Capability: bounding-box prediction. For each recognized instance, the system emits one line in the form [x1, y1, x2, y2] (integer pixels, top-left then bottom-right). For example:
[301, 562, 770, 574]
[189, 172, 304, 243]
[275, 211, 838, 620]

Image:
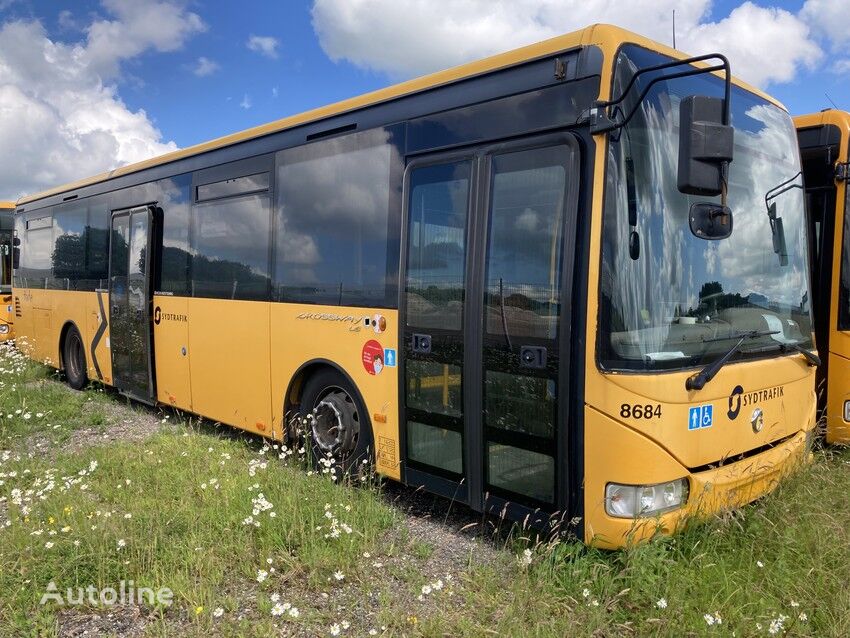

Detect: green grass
[1, 342, 849, 636]
[0, 344, 113, 445]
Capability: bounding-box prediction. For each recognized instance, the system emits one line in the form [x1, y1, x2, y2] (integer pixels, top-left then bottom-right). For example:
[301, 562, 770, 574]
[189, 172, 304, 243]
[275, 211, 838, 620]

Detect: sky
[0, 0, 849, 201]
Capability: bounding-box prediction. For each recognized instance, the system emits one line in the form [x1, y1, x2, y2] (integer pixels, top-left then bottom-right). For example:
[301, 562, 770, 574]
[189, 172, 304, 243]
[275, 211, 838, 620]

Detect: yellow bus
[12, 24, 818, 548]
[795, 109, 850, 444]
[1, 202, 14, 342]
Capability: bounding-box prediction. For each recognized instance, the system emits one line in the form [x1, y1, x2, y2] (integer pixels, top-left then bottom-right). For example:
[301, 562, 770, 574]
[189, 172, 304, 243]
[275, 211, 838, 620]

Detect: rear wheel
[63, 326, 88, 390]
[299, 369, 372, 476]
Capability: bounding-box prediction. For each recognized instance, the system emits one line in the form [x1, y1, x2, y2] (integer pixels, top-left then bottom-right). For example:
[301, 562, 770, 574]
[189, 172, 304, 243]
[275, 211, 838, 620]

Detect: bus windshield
[600, 45, 813, 371]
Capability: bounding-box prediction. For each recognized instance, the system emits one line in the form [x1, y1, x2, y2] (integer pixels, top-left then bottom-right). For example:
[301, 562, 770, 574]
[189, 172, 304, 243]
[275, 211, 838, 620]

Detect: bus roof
[18, 23, 781, 207]
[794, 109, 850, 132]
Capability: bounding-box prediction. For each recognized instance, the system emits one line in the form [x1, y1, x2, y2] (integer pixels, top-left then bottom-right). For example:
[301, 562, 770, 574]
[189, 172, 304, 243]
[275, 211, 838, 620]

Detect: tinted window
[86, 196, 110, 290]
[49, 205, 87, 289]
[157, 175, 192, 296]
[275, 126, 402, 307]
[484, 146, 568, 340]
[405, 162, 470, 331]
[192, 193, 271, 300]
[19, 217, 53, 288]
[42, 197, 111, 292]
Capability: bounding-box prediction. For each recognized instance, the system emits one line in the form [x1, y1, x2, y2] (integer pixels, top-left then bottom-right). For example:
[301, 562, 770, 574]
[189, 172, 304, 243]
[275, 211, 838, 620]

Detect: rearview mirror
[678, 95, 733, 196]
[689, 202, 733, 240]
[768, 202, 789, 266]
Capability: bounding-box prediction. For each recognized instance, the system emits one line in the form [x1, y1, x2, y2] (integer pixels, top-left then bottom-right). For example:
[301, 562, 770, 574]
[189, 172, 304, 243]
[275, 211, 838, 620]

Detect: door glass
[483, 145, 569, 504]
[406, 163, 469, 330]
[485, 146, 566, 340]
[404, 161, 470, 476]
[109, 215, 130, 388]
[128, 212, 150, 395]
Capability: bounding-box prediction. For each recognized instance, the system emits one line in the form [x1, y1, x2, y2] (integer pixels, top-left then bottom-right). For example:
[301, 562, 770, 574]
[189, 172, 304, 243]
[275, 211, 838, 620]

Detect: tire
[299, 369, 372, 476]
[63, 326, 88, 391]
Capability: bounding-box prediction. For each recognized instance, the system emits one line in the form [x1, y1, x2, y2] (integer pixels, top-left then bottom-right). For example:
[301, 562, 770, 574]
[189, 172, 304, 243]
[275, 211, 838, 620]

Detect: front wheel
[63, 326, 88, 390]
[299, 369, 372, 476]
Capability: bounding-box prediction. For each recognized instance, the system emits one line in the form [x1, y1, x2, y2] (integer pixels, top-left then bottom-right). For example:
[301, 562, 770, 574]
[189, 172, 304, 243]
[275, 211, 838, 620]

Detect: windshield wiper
[685, 329, 779, 391]
[778, 341, 821, 367]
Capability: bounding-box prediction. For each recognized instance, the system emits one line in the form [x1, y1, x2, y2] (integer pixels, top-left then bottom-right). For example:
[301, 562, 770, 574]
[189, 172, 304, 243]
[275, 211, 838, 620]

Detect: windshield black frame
[0, 225, 12, 293]
[598, 44, 814, 373]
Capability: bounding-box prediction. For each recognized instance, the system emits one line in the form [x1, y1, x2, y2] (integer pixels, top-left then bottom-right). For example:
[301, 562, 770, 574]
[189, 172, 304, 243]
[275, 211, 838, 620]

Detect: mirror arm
[764, 171, 803, 209]
[590, 53, 731, 134]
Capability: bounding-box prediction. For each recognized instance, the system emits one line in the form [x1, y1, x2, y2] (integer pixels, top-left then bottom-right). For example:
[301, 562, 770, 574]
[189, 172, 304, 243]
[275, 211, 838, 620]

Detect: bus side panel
[51, 291, 92, 372]
[0, 293, 14, 342]
[269, 304, 401, 481]
[27, 289, 58, 367]
[187, 297, 272, 436]
[826, 352, 850, 444]
[153, 295, 192, 410]
[86, 290, 112, 385]
[13, 290, 35, 358]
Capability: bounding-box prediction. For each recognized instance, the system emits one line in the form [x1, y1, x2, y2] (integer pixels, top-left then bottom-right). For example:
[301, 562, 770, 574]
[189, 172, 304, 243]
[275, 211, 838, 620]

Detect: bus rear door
[109, 206, 155, 402]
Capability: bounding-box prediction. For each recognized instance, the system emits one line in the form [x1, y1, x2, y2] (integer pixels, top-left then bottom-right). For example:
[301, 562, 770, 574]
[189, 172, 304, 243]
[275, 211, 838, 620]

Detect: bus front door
[109, 206, 155, 402]
[401, 136, 578, 520]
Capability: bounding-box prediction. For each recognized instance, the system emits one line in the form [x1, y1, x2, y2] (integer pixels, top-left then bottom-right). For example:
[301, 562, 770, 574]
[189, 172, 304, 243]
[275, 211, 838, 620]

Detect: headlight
[605, 479, 689, 518]
[844, 400, 850, 423]
[0, 325, 8, 334]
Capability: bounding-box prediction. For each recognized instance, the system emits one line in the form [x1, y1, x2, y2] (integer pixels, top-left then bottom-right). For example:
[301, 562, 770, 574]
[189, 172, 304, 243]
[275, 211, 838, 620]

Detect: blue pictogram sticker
[383, 348, 397, 367]
[688, 404, 714, 430]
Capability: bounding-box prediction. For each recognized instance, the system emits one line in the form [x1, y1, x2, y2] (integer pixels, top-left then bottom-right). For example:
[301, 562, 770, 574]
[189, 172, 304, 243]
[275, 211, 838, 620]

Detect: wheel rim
[68, 333, 84, 381]
[311, 386, 360, 458]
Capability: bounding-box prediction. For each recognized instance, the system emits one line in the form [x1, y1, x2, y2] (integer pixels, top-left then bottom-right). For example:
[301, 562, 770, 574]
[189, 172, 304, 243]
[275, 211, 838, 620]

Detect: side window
[50, 205, 87, 289]
[86, 196, 110, 290]
[16, 196, 109, 292]
[192, 192, 272, 301]
[20, 213, 53, 288]
[158, 175, 192, 296]
[275, 126, 402, 307]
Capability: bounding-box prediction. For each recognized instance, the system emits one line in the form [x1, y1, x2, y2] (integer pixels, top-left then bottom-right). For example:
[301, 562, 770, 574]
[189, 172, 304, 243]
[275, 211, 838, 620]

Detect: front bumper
[585, 414, 812, 549]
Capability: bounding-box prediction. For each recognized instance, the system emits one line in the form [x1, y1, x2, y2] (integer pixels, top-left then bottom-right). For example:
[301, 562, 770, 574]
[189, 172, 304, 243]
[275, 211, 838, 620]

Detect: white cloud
[0, 0, 204, 200]
[687, 3, 821, 88]
[57, 10, 80, 32]
[311, 0, 821, 88]
[193, 56, 219, 76]
[247, 34, 280, 59]
[801, 0, 850, 50]
[833, 59, 850, 75]
[239, 93, 252, 110]
[85, 0, 206, 78]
